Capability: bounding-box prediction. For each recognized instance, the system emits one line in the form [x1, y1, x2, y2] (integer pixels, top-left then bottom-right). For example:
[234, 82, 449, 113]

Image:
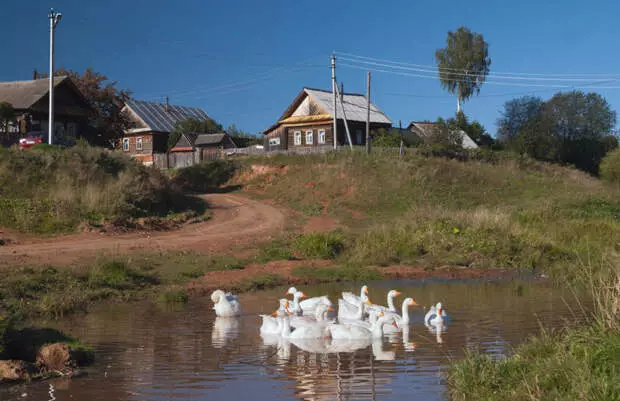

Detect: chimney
[165, 96, 169, 112]
[33, 69, 38, 80]
[340, 82, 344, 102]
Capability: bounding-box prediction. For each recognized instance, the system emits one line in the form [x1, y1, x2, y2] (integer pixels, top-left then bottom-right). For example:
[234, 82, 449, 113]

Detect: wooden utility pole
[331, 55, 338, 150]
[365, 72, 371, 154]
[334, 83, 353, 149]
[399, 120, 404, 159]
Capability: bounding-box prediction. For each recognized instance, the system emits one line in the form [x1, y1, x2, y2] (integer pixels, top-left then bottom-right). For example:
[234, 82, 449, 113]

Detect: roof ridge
[304, 87, 366, 97]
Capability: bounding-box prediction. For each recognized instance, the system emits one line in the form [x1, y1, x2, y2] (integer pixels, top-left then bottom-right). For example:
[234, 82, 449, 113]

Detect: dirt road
[0, 194, 286, 266]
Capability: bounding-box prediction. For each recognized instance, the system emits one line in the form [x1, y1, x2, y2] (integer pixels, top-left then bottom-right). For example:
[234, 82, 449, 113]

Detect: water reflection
[3, 279, 590, 401]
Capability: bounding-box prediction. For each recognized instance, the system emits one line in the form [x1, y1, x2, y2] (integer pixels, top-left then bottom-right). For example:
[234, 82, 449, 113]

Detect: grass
[292, 265, 383, 283]
[0, 252, 246, 319]
[447, 260, 620, 401]
[231, 274, 287, 292]
[0, 146, 207, 234]
[232, 151, 620, 283]
[157, 289, 189, 304]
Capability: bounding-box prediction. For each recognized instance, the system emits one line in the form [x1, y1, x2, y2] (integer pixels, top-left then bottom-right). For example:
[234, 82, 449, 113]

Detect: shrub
[293, 231, 346, 259]
[600, 147, 620, 184]
[158, 289, 189, 303]
[172, 160, 238, 192]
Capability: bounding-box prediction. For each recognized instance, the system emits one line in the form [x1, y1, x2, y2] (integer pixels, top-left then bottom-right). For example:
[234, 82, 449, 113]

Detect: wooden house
[407, 122, 479, 149]
[0, 76, 92, 146]
[262, 88, 392, 151]
[121, 99, 212, 166]
[169, 132, 237, 167]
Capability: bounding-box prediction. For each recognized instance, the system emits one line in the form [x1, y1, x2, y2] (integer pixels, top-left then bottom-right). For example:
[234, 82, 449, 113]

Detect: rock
[36, 343, 72, 371]
[36, 343, 93, 372]
[0, 360, 35, 382]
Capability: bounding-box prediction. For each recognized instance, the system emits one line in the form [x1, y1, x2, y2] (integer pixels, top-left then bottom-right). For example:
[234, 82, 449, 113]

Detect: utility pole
[334, 83, 353, 149]
[399, 120, 404, 159]
[48, 9, 62, 145]
[365, 72, 371, 154]
[331, 55, 338, 150]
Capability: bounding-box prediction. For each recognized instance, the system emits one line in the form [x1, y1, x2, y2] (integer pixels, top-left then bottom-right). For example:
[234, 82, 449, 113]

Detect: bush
[293, 231, 346, 259]
[0, 146, 204, 233]
[172, 160, 238, 192]
[158, 289, 189, 303]
[600, 148, 620, 184]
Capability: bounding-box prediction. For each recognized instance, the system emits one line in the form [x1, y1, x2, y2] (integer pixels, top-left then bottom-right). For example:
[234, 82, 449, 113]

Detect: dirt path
[0, 194, 286, 266]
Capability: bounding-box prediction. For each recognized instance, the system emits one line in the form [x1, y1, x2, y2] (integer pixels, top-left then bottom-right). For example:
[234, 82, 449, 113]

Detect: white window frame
[318, 129, 326, 144]
[136, 137, 143, 151]
[294, 131, 302, 146]
[122, 138, 129, 152]
[305, 130, 313, 145]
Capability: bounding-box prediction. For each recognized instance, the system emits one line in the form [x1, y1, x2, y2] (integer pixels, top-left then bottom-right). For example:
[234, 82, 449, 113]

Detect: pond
[1, 278, 589, 401]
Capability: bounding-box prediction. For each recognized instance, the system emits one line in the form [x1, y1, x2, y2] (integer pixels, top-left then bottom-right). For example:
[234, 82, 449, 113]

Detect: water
[1, 278, 589, 401]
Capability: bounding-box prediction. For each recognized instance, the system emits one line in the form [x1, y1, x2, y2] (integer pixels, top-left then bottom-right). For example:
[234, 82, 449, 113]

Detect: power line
[338, 56, 617, 82]
[335, 51, 620, 78]
[340, 63, 620, 89]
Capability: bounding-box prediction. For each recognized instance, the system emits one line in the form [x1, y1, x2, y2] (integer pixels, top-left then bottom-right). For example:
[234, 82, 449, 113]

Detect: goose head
[210, 290, 225, 304]
[294, 291, 306, 301]
[388, 290, 401, 299]
[405, 298, 417, 307]
[286, 287, 298, 296]
[436, 302, 443, 315]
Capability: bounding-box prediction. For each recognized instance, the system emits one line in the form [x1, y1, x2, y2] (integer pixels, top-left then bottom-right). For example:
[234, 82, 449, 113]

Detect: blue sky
[2, 0, 620, 135]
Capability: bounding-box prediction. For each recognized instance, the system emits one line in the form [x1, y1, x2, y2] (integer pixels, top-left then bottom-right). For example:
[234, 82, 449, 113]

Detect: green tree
[43, 68, 131, 148]
[0, 102, 15, 141]
[443, 112, 494, 148]
[168, 117, 223, 150]
[372, 128, 403, 147]
[436, 26, 491, 113]
[600, 147, 620, 184]
[497, 96, 544, 143]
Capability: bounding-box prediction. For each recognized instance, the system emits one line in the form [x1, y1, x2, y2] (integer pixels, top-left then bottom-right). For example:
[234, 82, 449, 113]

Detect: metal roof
[195, 133, 227, 146]
[125, 99, 211, 133]
[304, 88, 392, 124]
[0, 77, 68, 109]
[172, 132, 232, 149]
[408, 122, 479, 149]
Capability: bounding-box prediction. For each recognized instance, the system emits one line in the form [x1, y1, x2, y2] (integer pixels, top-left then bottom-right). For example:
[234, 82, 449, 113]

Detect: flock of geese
[210, 285, 449, 349]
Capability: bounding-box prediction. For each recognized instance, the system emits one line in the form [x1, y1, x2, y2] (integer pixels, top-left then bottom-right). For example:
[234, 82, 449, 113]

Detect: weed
[158, 289, 189, 304]
[233, 274, 286, 292]
[293, 231, 346, 259]
[293, 266, 382, 283]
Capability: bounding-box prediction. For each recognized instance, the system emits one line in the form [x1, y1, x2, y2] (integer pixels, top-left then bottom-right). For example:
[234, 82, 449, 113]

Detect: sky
[3, 0, 620, 136]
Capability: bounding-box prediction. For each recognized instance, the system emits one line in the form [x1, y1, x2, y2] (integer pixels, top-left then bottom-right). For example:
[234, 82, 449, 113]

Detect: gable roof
[0, 76, 72, 109]
[264, 87, 391, 134]
[172, 132, 236, 150]
[125, 99, 211, 133]
[408, 121, 479, 149]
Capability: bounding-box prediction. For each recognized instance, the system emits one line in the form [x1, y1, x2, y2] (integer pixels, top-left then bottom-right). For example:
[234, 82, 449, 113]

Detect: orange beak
[299, 293, 306, 299]
[271, 311, 278, 317]
[410, 299, 418, 306]
[327, 306, 334, 312]
[379, 312, 385, 317]
[394, 291, 401, 296]
[392, 321, 398, 328]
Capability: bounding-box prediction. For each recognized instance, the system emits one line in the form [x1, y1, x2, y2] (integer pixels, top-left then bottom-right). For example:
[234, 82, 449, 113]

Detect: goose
[290, 291, 306, 316]
[211, 289, 242, 317]
[328, 313, 398, 340]
[367, 290, 402, 314]
[286, 287, 334, 315]
[259, 299, 290, 335]
[381, 297, 418, 334]
[424, 302, 448, 326]
[289, 304, 335, 329]
[280, 314, 331, 340]
[341, 285, 369, 306]
[337, 296, 370, 322]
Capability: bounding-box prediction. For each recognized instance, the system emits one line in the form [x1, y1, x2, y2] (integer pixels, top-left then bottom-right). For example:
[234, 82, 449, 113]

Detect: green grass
[232, 274, 286, 292]
[0, 146, 207, 233]
[233, 151, 620, 283]
[448, 325, 620, 401]
[157, 289, 189, 304]
[0, 252, 246, 319]
[292, 265, 383, 283]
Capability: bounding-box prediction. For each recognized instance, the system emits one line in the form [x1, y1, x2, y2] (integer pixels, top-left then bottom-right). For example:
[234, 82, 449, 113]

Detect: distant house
[407, 122, 479, 149]
[262, 88, 392, 151]
[121, 99, 212, 166]
[0, 76, 92, 146]
[169, 132, 237, 167]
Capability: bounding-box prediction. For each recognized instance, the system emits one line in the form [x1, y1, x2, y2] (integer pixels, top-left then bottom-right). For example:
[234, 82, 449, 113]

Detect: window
[269, 137, 280, 146]
[294, 131, 302, 146]
[356, 130, 363, 145]
[318, 129, 326, 144]
[136, 137, 143, 151]
[122, 138, 129, 151]
[306, 130, 313, 145]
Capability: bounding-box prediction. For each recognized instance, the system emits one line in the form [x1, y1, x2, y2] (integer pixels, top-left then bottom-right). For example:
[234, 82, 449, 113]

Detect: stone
[0, 360, 35, 382]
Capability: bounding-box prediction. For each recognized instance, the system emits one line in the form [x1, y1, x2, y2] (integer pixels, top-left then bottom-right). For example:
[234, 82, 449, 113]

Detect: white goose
[289, 304, 335, 329]
[211, 290, 242, 317]
[367, 290, 401, 314]
[424, 302, 448, 326]
[341, 285, 369, 306]
[280, 313, 331, 340]
[382, 297, 418, 334]
[259, 299, 290, 335]
[328, 314, 398, 340]
[337, 295, 369, 322]
[286, 287, 333, 315]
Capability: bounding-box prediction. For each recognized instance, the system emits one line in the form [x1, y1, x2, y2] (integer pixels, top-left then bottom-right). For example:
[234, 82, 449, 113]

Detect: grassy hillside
[231, 151, 620, 282]
[0, 146, 205, 233]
